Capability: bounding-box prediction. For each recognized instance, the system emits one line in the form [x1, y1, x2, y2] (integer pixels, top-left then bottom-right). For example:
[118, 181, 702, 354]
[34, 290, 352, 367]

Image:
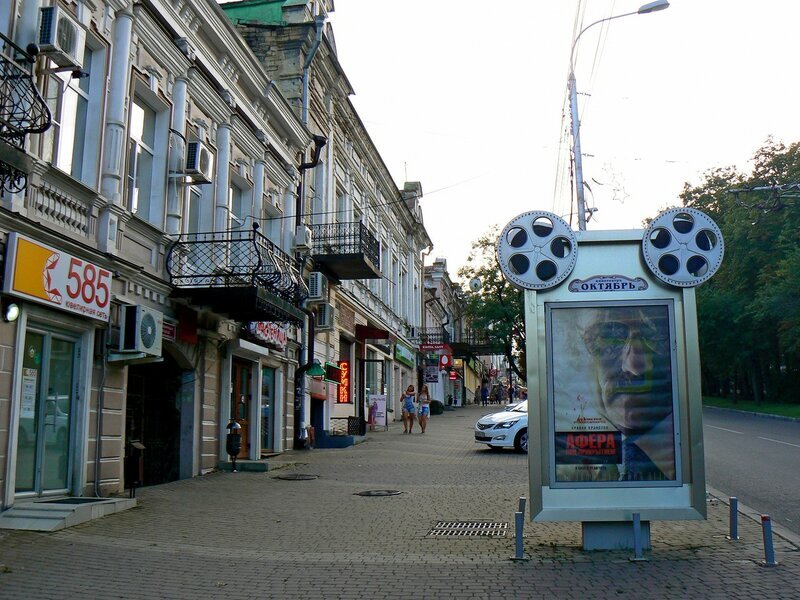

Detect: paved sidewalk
[1, 404, 798, 599]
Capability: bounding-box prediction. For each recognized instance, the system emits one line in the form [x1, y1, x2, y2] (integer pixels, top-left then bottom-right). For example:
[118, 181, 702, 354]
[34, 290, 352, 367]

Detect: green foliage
[684, 138, 800, 403]
[457, 227, 526, 382]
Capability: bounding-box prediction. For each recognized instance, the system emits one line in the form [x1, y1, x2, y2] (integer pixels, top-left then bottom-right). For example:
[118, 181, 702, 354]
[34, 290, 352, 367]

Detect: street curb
[706, 484, 800, 549]
[704, 405, 800, 423]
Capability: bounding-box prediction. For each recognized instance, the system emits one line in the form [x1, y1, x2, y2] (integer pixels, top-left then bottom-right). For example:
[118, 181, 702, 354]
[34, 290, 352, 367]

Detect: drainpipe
[292, 136, 325, 449]
[293, 307, 316, 449]
[292, 15, 327, 449]
[302, 15, 326, 125]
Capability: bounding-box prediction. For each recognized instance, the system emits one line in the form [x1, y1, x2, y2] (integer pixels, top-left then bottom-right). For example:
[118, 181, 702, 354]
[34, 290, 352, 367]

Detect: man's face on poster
[582, 307, 673, 435]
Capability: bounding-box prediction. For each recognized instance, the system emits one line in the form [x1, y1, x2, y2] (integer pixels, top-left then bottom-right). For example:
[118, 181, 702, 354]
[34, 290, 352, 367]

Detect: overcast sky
[329, 1, 800, 279]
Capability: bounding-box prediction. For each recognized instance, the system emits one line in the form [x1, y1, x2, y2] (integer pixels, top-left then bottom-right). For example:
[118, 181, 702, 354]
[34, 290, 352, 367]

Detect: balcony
[0, 33, 52, 194]
[415, 327, 451, 346]
[166, 226, 307, 323]
[449, 329, 505, 357]
[310, 222, 381, 281]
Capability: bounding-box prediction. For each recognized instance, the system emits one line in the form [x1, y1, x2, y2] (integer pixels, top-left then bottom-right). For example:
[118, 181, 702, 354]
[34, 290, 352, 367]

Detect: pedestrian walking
[402, 385, 416, 434]
[417, 384, 431, 433]
[481, 383, 489, 407]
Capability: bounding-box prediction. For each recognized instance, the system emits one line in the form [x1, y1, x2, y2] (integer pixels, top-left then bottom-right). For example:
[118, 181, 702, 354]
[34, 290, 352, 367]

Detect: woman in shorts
[417, 384, 431, 433]
[402, 385, 416, 434]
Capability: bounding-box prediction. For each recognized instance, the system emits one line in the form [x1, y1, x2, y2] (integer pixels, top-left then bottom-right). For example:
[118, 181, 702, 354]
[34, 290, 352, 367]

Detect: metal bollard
[727, 497, 739, 540]
[760, 515, 778, 567]
[518, 496, 527, 515]
[630, 512, 646, 561]
[510, 511, 529, 561]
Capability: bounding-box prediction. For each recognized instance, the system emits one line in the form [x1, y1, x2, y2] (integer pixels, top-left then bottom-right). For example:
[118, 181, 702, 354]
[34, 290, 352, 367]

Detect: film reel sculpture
[497, 207, 724, 290]
[496, 211, 578, 290]
[642, 207, 724, 287]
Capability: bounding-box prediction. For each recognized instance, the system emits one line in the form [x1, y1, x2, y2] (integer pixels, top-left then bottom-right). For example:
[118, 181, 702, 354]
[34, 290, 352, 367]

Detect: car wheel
[514, 429, 528, 453]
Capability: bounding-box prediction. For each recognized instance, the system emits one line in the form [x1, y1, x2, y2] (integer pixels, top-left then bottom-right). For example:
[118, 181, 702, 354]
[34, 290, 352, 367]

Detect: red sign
[337, 360, 350, 403]
[449, 371, 457, 380]
[439, 354, 452, 370]
[420, 343, 446, 351]
[162, 321, 177, 342]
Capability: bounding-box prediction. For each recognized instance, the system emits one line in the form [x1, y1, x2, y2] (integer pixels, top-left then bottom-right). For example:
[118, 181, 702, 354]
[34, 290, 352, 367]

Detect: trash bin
[225, 421, 242, 471]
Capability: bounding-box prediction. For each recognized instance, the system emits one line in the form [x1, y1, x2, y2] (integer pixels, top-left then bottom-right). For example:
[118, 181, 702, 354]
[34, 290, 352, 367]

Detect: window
[126, 86, 169, 227]
[39, 44, 105, 186]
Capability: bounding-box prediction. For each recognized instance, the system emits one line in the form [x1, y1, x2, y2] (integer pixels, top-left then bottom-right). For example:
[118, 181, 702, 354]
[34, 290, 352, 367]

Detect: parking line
[707, 425, 743, 435]
[758, 436, 800, 449]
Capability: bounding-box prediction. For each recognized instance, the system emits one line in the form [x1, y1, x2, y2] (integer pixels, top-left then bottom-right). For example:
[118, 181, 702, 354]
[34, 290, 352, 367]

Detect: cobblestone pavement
[1, 404, 798, 599]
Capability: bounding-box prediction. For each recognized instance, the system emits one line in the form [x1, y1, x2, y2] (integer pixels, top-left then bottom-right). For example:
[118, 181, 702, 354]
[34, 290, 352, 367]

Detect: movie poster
[549, 302, 679, 485]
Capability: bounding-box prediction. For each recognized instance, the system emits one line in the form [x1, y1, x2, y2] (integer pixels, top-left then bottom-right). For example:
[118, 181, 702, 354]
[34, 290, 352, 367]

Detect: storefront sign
[162, 321, 177, 342]
[337, 360, 350, 403]
[424, 365, 439, 383]
[4, 233, 112, 321]
[419, 342, 446, 351]
[324, 362, 343, 385]
[246, 322, 288, 350]
[394, 342, 415, 368]
[568, 275, 648, 293]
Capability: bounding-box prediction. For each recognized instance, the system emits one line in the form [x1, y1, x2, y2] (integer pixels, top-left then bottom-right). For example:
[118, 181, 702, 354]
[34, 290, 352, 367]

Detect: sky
[329, 1, 800, 279]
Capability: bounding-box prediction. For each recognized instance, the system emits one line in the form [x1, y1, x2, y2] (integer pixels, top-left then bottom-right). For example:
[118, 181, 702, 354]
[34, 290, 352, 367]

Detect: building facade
[224, 0, 432, 435]
[0, 0, 431, 512]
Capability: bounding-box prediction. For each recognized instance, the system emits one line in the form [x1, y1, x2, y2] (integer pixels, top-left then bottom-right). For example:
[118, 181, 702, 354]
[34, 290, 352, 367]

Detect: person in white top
[417, 384, 431, 433]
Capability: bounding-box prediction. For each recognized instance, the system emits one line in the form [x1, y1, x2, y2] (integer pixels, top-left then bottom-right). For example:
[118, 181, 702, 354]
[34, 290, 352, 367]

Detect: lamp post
[569, 0, 669, 231]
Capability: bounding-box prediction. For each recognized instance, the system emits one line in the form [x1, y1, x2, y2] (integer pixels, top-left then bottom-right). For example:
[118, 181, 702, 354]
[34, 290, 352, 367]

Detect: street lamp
[569, 0, 669, 231]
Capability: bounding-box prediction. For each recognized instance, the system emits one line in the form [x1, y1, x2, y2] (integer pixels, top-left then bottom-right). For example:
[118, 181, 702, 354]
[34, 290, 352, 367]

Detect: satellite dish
[469, 277, 482, 292]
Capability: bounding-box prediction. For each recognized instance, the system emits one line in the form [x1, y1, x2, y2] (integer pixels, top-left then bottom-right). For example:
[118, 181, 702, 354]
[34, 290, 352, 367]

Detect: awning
[355, 324, 396, 343]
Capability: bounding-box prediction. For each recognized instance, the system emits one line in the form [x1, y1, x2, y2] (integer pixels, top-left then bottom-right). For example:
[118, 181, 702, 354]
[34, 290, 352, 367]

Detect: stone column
[98, 6, 134, 254]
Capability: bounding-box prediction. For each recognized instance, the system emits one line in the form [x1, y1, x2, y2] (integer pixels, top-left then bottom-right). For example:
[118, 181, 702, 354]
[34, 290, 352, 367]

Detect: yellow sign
[4, 233, 112, 321]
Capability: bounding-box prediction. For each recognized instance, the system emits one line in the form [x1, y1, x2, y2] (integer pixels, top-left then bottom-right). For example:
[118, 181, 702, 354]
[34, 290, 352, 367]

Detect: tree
[682, 138, 800, 403]
[457, 227, 526, 383]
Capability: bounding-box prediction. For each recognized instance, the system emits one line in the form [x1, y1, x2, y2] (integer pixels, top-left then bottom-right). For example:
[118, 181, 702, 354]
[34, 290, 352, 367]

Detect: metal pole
[761, 515, 778, 566]
[511, 511, 528, 561]
[727, 497, 740, 540]
[631, 512, 645, 561]
[518, 496, 527, 515]
[569, 72, 587, 231]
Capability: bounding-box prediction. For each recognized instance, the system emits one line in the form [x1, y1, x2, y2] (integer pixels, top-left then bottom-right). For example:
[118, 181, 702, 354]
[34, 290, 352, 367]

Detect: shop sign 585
[3, 233, 112, 321]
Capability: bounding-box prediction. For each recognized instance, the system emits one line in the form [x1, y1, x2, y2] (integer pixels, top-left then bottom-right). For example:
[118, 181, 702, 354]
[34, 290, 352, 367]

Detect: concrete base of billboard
[582, 521, 651, 551]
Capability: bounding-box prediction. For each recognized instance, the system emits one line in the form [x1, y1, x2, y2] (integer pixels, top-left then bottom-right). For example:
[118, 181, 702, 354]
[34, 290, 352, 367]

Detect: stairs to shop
[0, 497, 136, 531]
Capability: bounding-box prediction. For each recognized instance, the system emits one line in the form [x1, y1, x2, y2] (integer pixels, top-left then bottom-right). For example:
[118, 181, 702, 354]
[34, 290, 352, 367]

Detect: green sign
[394, 342, 415, 368]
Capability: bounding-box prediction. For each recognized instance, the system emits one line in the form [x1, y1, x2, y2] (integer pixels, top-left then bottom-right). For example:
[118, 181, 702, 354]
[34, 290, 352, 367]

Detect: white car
[474, 400, 528, 452]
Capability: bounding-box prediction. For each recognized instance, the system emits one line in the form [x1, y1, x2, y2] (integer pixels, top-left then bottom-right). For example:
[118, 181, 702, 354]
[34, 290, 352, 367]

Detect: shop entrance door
[15, 329, 78, 496]
[260, 367, 275, 455]
[231, 360, 251, 459]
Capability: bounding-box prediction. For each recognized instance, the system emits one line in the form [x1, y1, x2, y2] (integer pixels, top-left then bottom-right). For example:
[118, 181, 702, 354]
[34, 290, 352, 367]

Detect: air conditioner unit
[307, 271, 328, 303]
[39, 6, 86, 69]
[316, 302, 335, 331]
[294, 225, 312, 250]
[185, 141, 213, 183]
[119, 305, 163, 357]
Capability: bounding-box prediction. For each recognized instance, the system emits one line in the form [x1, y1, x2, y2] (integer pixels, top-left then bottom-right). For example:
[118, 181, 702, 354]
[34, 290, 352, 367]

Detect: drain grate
[355, 490, 402, 497]
[275, 473, 319, 481]
[427, 521, 509, 537]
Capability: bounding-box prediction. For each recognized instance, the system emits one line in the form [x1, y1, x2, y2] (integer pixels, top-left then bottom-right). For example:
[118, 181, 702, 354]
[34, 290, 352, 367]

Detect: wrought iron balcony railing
[414, 327, 451, 345]
[166, 225, 307, 307]
[309, 221, 381, 280]
[0, 32, 52, 193]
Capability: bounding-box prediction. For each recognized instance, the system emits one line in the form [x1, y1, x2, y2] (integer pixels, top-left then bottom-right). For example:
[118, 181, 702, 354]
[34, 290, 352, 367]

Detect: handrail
[309, 221, 380, 268]
[165, 225, 307, 303]
[0, 32, 52, 145]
